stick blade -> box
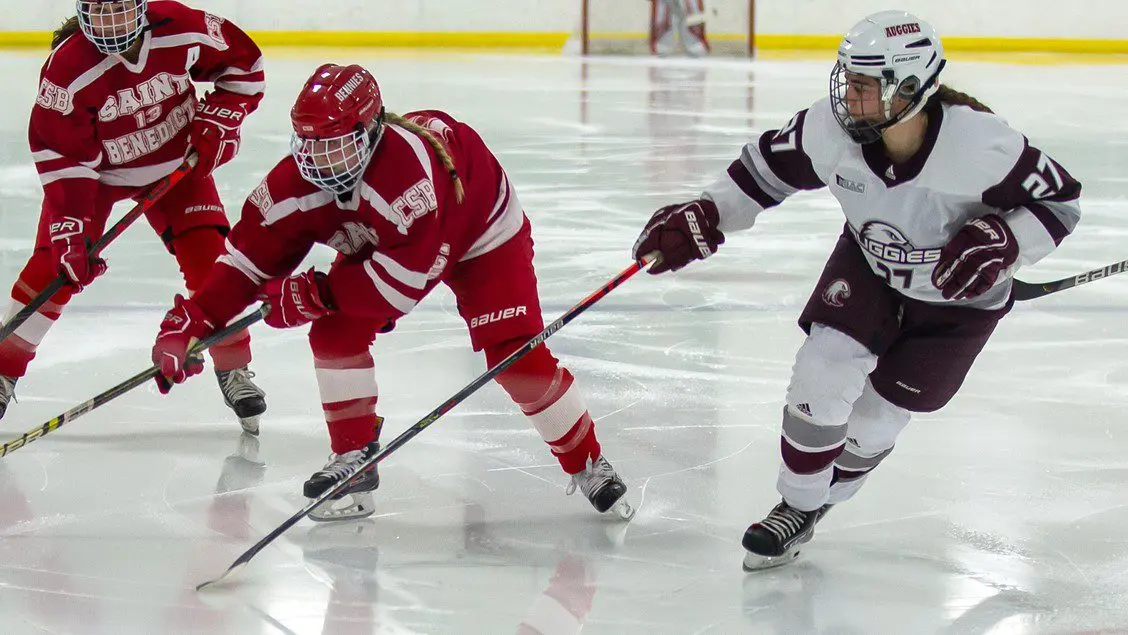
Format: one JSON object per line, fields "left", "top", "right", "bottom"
{"left": 196, "top": 562, "right": 247, "bottom": 592}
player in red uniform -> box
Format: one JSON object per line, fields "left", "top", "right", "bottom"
{"left": 150, "top": 64, "right": 633, "bottom": 521}
{"left": 0, "top": 0, "right": 267, "bottom": 432}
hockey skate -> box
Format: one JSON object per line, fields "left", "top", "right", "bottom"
{"left": 741, "top": 500, "right": 832, "bottom": 572}
{"left": 304, "top": 441, "right": 380, "bottom": 522}
{"left": 0, "top": 375, "right": 15, "bottom": 420}
{"left": 216, "top": 366, "right": 266, "bottom": 435}
{"left": 567, "top": 455, "right": 634, "bottom": 520}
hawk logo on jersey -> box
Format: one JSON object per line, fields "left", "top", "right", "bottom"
{"left": 822, "top": 279, "right": 851, "bottom": 308}
{"left": 327, "top": 222, "right": 379, "bottom": 255}
{"left": 856, "top": 221, "right": 941, "bottom": 265}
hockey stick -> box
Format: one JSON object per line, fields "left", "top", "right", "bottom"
{"left": 1013, "top": 258, "right": 1128, "bottom": 301}
{"left": 0, "top": 154, "right": 198, "bottom": 346}
{"left": 0, "top": 305, "right": 265, "bottom": 458}
{"left": 196, "top": 257, "right": 655, "bottom": 591}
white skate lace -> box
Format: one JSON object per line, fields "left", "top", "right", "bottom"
{"left": 760, "top": 505, "right": 809, "bottom": 543}
{"left": 315, "top": 449, "right": 366, "bottom": 481}
{"left": 219, "top": 368, "right": 263, "bottom": 402}
{"left": 566, "top": 456, "right": 614, "bottom": 498}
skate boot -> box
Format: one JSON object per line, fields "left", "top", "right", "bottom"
{"left": 216, "top": 366, "right": 266, "bottom": 435}
{"left": 0, "top": 375, "right": 15, "bottom": 420}
{"left": 741, "top": 500, "right": 832, "bottom": 572}
{"left": 304, "top": 441, "right": 381, "bottom": 522}
{"left": 566, "top": 455, "right": 634, "bottom": 520}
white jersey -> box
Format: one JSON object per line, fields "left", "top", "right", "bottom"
{"left": 703, "top": 96, "right": 1082, "bottom": 309}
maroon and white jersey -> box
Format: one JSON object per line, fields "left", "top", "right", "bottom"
{"left": 703, "top": 96, "right": 1082, "bottom": 309}
{"left": 200, "top": 110, "right": 525, "bottom": 324}
{"left": 31, "top": 0, "right": 264, "bottom": 215}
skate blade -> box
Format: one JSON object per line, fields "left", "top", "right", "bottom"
{"left": 742, "top": 547, "right": 801, "bottom": 572}
{"left": 309, "top": 492, "right": 375, "bottom": 522}
{"left": 239, "top": 415, "right": 261, "bottom": 436}
{"left": 611, "top": 498, "right": 635, "bottom": 521}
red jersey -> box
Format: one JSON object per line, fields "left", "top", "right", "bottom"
{"left": 195, "top": 110, "right": 526, "bottom": 325}
{"left": 31, "top": 0, "right": 264, "bottom": 216}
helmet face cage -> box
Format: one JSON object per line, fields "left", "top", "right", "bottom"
{"left": 830, "top": 58, "right": 943, "bottom": 145}
{"left": 291, "top": 126, "right": 380, "bottom": 196}
{"left": 77, "top": 0, "right": 148, "bottom": 54}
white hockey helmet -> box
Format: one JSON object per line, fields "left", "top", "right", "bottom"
{"left": 77, "top": 0, "right": 149, "bottom": 55}
{"left": 830, "top": 11, "right": 946, "bottom": 144}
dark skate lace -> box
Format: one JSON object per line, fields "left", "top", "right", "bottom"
{"left": 219, "top": 368, "right": 263, "bottom": 403}
{"left": 759, "top": 505, "right": 809, "bottom": 543}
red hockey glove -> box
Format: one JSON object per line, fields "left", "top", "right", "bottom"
{"left": 188, "top": 92, "right": 249, "bottom": 176}
{"left": 932, "top": 214, "right": 1019, "bottom": 301}
{"left": 48, "top": 216, "right": 106, "bottom": 290}
{"left": 259, "top": 267, "right": 335, "bottom": 329}
{"left": 632, "top": 199, "right": 724, "bottom": 274}
{"left": 152, "top": 294, "right": 215, "bottom": 394}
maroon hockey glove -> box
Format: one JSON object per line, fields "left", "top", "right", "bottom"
{"left": 48, "top": 216, "right": 106, "bottom": 290}
{"left": 188, "top": 92, "right": 248, "bottom": 176}
{"left": 632, "top": 199, "right": 724, "bottom": 274}
{"left": 152, "top": 294, "right": 215, "bottom": 394}
{"left": 932, "top": 214, "right": 1019, "bottom": 301}
{"left": 259, "top": 267, "right": 335, "bottom": 329}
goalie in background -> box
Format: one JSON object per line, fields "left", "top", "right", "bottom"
{"left": 650, "top": 0, "right": 711, "bottom": 57}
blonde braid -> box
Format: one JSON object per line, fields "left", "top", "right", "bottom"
{"left": 386, "top": 112, "right": 466, "bottom": 204}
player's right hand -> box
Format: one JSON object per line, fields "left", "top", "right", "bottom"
{"left": 631, "top": 199, "right": 724, "bottom": 274}
{"left": 152, "top": 294, "right": 215, "bottom": 394}
{"left": 48, "top": 216, "right": 106, "bottom": 289}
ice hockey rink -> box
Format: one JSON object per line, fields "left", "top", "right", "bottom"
{"left": 2, "top": 47, "right": 1128, "bottom": 634}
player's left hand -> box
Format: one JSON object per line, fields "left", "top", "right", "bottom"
{"left": 259, "top": 267, "right": 335, "bottom": 329}
{"left": 932, "top": 214, "right": 1018, "bottom": 300}
{"left": 632, "top": 199, "right": 725, "bottom": 274}
{"left": 188, "top": 93, "right": 247, "bottom": 176}
{"left": 152, "top": 294, "right": 214, "bottom": 394}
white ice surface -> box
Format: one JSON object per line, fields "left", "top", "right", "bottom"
{"left": 0, "top": 49, "right": 1127, "bottom": 634}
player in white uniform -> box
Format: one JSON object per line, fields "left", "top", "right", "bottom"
{"left": 631, "top": 11, "right": 1082, "bottom": 570}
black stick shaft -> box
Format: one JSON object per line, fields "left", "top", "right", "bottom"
{"left": 197, "top": 260, "right": 648, "bottom": 590}
{"left": 1013, "top": 258, "right": 1128, "bottom": 301}
{"left": 0, "top": 306, "right": 264, "bottom": 458}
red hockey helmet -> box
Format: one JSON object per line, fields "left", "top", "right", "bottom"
{"left": 290, "top": 64, "right": 386, "bottom": 195}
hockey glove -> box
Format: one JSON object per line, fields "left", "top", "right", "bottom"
{"left": 48, "top": 215, "right": 106, "bottom": 290}
{"left": 932, "top": 214, "right": 1019, "bottom": 301}
{"left": 152, "top": 294, "right": 214, "bottom": 394}
{"left": 188, "top": 92, "right": 249, "bottom": 176}
{"left": 259, "top": 267, "right": 335, "bottom": 329}
{"left": 632, "top": 199, "right": 724, "bottom": 274}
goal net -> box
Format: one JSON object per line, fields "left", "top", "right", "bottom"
{"left": 576, "top": 0, "right": 755, "bottom": 56}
